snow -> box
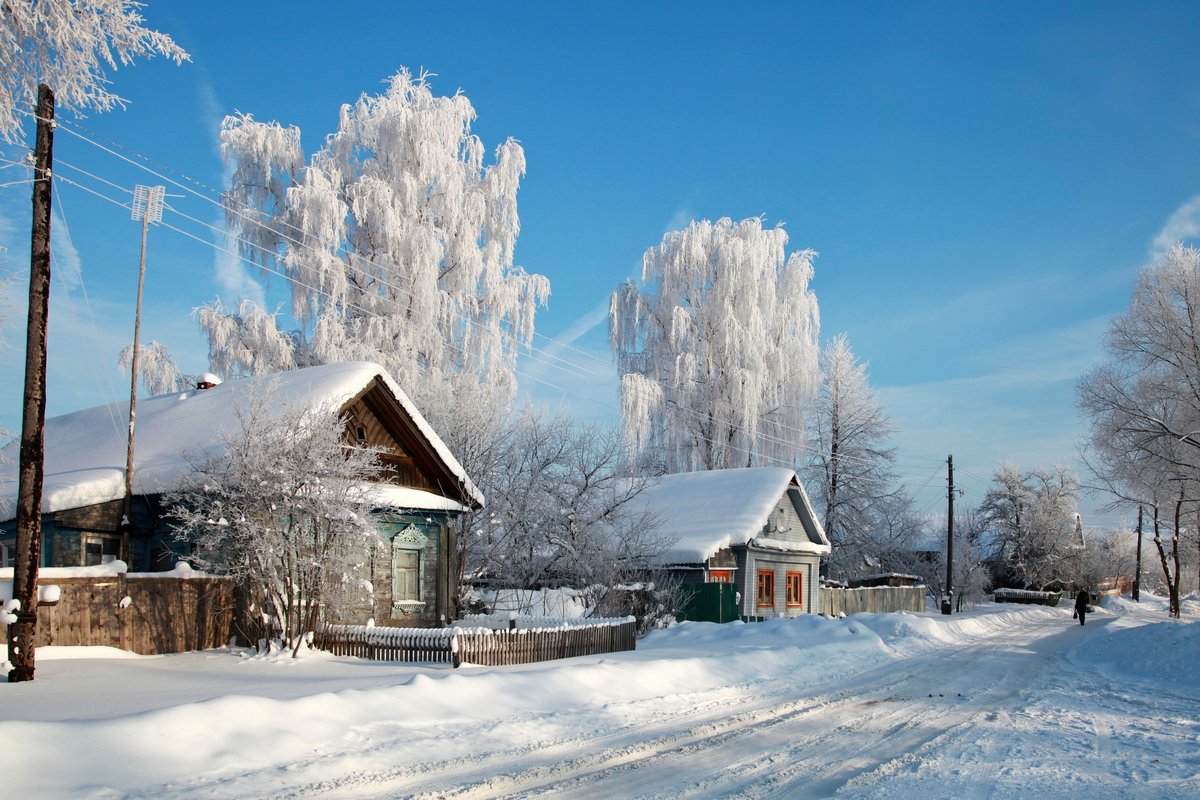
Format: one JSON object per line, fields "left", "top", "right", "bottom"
{"left": 2, "top": 598, "right": 1195, "bottom": 798}
{"left": 624, "top": 467, "right": 830, "bottom": 563}
{"left": 0, "top": 361, "right": 482, "bottom": 522}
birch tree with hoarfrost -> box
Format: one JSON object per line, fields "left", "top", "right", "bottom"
{"left": 201, "top": 69, "right": 548, "bottom": 458}
{"left": 0, "top": 0, "right": 188, "bottom": 142}
{"left": 803, "top": 334, "right": 904, "bottom": 577}
{"left": 609, "top": 217, "right": 820, "bottom": 472}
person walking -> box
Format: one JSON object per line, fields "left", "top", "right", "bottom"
{"left": 1073, "top": 588, "right": 1090, "bottom": 626}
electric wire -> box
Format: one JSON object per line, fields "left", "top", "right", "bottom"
{"left": 48, "top": 125, "right": 971, "bottom": 491}
{"left": 53, "top": 165, "right": 962, "bottom": 489}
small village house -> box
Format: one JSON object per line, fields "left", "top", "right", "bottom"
{"left": 0, "top": 361, "right": 482, "bottom": 629}
{"left": 628, "top": 468, "right": 831, "bottom": 621}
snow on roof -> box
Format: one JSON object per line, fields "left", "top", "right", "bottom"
{"left": 0, "top": 361, "right": 482, "bottom": 521}
{"left": 628, "top": 467, "right": 830, "bottom": 565}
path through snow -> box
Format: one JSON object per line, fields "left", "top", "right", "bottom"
{"left": 2, "top": 599, "right": 1197, "bottom": 798}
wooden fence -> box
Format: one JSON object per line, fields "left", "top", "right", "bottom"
{"left": 820, "top": 585, "right": 926, "bottom": 617}
{"left": 0, "top": 575, "right": 233, "bottom": 655}
{"left": 3, "top": 574, "right": 635, "bottom": 665}
{"left": 316, "top": 618, "right": 638, "bottom": 667}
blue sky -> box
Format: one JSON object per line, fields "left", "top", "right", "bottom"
{"left": 2, "top": 1, "right": 1200, "bottom": 524}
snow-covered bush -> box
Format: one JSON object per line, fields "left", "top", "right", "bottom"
{"left": 168, "top": 385, "right": 383, "bottom": 657}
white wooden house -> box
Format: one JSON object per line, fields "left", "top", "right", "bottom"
{"left": 630, "top": 468, "right": 831, "bottom": 619}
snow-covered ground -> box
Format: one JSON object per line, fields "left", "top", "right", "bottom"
{"left": 3, "top": 597, "right": 1198, "bottom": 798}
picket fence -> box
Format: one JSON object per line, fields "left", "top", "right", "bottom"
{"left": 315, "top": 616, "right": 637, "bottom": 667}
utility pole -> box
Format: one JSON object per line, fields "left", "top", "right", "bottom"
{"left": 942, "top": 454, "right": 954, "bottom": 615}
{"left": 1133, "top": 505, "right": 1143, "bottom": 602}
{"left": 122, "top": 185, "right": 165, "bottom": 559}
{"left": 8, "top": 85, "right": 55, "bottom": 683}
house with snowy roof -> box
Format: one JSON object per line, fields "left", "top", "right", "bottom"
{"left": 628, "top": 468, "right": 830, "bottom": 620}
{"left": 0, "top": 361, "right": 482, "bottom": 628}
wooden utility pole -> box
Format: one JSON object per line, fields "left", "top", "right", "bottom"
{"left": 1133, "top": 506, "right": 1143, "bottom": 602}
{"left": 8, "top": 84, "right": 55, "bottom": 683}
{"left": 122, "top": 185, "right": 164, "bottom": 558}
{"left": 942, "top": 454, "right": 954, "bottom": 615}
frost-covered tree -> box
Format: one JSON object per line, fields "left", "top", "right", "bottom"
{"left": 458, "top": 407, "right": 669, "bottom": 615}
{"left": 201, "top": 69, "right": 549, "bottom": 458}
{"left": 168, "top": 389, "right": 383, "bottom": 657}
{"left": 803, "top": 334, "right": 903, "bottom": 576}
{"left": 980, "top": 463, "right": 1082, "bottom": 590}
{"left": 1074, "top": 528, "right": 1137, "bottom": 595}
{"left": 118, "top": 339, "right": 189, "bottom": 395}
{"left": 903, "top": 508, "right": 992, "bottom": 610}
{"left": 0, "top": 0, "right": 188, "bottom": 142}
{"left": 610, "top": 217, "right": 820, "bottom": 472}
{"left": 1077, "top": 244, "right": 1200, "bottom": 616}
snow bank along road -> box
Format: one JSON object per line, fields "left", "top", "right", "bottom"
{"left": 3, "top": 600, "right": 1198, "bottom": 798}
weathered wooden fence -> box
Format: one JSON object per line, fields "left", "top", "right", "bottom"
{"left": 316, "top": 618, "right": 638, "bottom": 667}
{"left": 820, "top": 585, "right": 926, "bottom": 617}
{"left": 0, "top": 574, "right": 233, "bottom": 655}
{"left": 993, "top": 588, "right": 1062, "bottom": 606}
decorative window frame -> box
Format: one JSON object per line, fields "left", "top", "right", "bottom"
{"left": 390, "top": 523, "right": 428, "bottom": 616}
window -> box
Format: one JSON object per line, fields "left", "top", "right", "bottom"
{"left": 756, "top": 570, "right": 775, "bottom": 608}
{"left": 389, "top": 523, "right": 429, "bottom": 614}
{"left": 786, "top": 571, "right": 803, "bottom": 608}
{"left": 708, "top": 570, "right": 733, "bottom": 584}
{"left": 82, "top": 533, "right": 120, "bottom": 566}
{"left": 0, "top": 541, "right": 11, "bottom": 568}
{"left": 392, "top": 549, "right": 420, "bottom": 601}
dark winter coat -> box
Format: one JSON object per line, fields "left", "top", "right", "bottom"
{"left": 1074, "top": 591, "right": 1090, "bottom": 614}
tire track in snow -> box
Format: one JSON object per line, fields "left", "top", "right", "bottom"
{"left": 401, "top": 617, "right": 1070, "bottom": 800}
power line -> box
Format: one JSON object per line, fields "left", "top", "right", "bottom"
{"left": 48, "top": 125, "right": 964, "bottom": 485}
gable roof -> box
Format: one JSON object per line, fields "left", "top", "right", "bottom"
{"left": 0, "top": 361, "right": 483, "bottom": 521}
{"left": 626, "top": 467, "right": 831, "bottom": 565}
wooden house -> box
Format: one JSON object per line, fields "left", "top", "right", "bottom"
{"left": 0, "top": 361, "right": 482, "bottom": 628}
{"left": 629, "top": 468, "right": 831, "bottom": 620}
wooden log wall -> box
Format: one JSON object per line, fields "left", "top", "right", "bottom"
{"left": 819, "top": 585, "right": 926, "bottom": 617}
{"left": 0, "top": 575, "right": 233, "bottom": 655}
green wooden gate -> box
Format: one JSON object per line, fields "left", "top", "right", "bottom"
{"left": 678, "top": 582, "right": 739, "bottom": 623}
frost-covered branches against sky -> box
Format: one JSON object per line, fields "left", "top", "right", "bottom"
{"left": 0, "top": 0, "right": 188, "bottom": 142}
{"left": 610, "top": 217, "right": 820, "bottom": 472}
{"left": 118, "top": 338, "right": 186, "bottom": 395}
{"left": 207, "top": 69, "right": 549, "bottom": 449}
{"left": 459, "top": 407, "right": 667, "bottom": 609}
{"left": 804, "top": 333, "right": 904, "bottom": 577}
{"left": 1077, "top": 244, "right": 1200, "bottom": 615}
{"left": 980, "top": 463, "right": 1081, "bottom": 591}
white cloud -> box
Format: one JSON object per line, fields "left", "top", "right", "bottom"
{"left": 1151, "top": 193, "right": 1200, "bottom": 258}
{"left": 876, "top": 315, "right": 1111, "bottom": 516}
{"left": 192, "top": 71, "right": 266, "bottom": 308}
{"left": 49, "top": 209, "right": 83, "bottom": 292}
{"left": 663, "top": 207, "right": 694, "bottom": 235}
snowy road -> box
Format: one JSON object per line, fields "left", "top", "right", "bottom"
{"left": 269, "top": 611, "right": 1158, "bottom": 799}
{"left": 4, "top": 600, "right": 1198, "bottom": 798}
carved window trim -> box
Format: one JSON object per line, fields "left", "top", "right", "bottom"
{"left": 391, "top": 523, "right": 428, "bottom": 615}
